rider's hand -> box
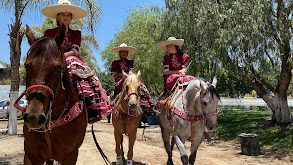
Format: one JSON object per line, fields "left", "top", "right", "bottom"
{"left": 179, "top": 68, "right": 187, "bottom": 75}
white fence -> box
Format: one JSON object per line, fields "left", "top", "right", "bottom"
{"left": 219, "top": 98, "right": 293, "bottom": 107}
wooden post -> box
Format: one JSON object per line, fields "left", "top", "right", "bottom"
{"left": 239, "top": 133, "right": 260, "bottom": 156}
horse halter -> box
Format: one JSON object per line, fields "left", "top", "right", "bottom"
{"left": 26, "top": 85, "right": 55, "bottom": 99}
{"left": 123, "top": 92, "right": 139, "bottom": 101}
{"left": 14, "top": 66, "right": 65, "bottom": 114}
{"left": 181, "top": 81, "right": 219, "bottom": 118}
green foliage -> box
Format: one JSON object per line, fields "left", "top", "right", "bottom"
{"left": 217, "top": 69, "right": 253, "bottom": 97}
{"left": 97, "top": 71, "right": 115, "bottom": 95}
{"left": 218, "top": 109, "right": 293, "bottom": 155}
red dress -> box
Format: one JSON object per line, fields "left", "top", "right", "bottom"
{"left": 163, "top": 52, "right": 194, "bottom": 90}
{"left": 45, "top": 27, "right": 111, "bottom": 116}
{"left": 111, "top": 58, "right": 134, "bottom": 82}
{"left": 111, "top": 58, "right": 153, "bottom": 116}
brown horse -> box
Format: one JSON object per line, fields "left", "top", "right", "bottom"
{"left": 15, "top": 25, "right": 87, "bottom": 164}
{"left": 112, "top": 71, "right": 142, "bottom": 165}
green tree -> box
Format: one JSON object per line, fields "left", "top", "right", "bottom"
{"left": 0, "top": 0, "right": 102, "bottom": 134}
{"left": 164, "top": 0, "right": 293, "bottom": 124}
{"left": 101, "top": 5, "right": 165, "bottom": 95}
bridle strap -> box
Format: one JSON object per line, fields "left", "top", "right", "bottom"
{"left": 205, "top": 107, "right": 219, "bottom": 117}
{"left": 26, "top": 85, "right": 55, "bottom": 99}
{"left": 43, "top": 127, "right": 53, "bottom": 159}
{"left": 127, "top": 92, "right": 139, "bottom": 98}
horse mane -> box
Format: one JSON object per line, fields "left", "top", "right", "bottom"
{"left": 27, "top": 37, "right": 64, "bottom": 62}
{"left": 192, "top": 77, "right": 220, "bottom": 100}
{"left": 26, "top": 36, "right": 77, "bottom": 100}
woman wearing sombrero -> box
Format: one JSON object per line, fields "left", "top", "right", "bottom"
{"left": 41, "top": 0, "right": 111, "bottom": 124}
{"left": 111, "top": 43, "right": 154, "bottom": 117}
{"left": 157, "top": 37, "right": 194, "bottom": 100}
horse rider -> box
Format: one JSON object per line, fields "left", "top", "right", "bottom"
{"left": 41, "top": 0, "right": 111, "bottom": 124}
{"left": 110, "top": 43, "right": 154, "bottom": 118}
{"left": 157, "top": 37, "right": 194, "bottom": 104}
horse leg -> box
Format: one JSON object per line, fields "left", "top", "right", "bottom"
{"left": 114, "top": 129, "right": 124, "bottom": 165}
{"left": 188, "top": 133, "right": 204, "bottom": 165}
{"left": 175, "top": 135, "right": 188, "bottom": 165}
{"left": 160, "top": 127, "right": 174, "bottom": 165}
{"left": 45, "top": 160, "right": 54, "bottom": 165}
{"left": 24, "top": 154, "right": 46, "bottom": 165}
{"left": 24, "top": 155, "right": 32, "bottom": 165}
{"left": 126, "top": 130, "right": 137, "bottom": 165}
{"left": 170, "top": 136, "right": 176, "bottom": 156}
{"left": 61, "top": 149, "right": 78, "bottom": 165}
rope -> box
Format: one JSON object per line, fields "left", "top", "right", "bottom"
{"left": 91, "top": 124, "right": 112, "bottom": 165}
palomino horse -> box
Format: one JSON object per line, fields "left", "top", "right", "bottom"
{"left": 157, "top": 77, "right": 220, "bottom": 165}
{"left": 14, "top": 25, "right": 87, "bottom": 164}
{"left": 112, "top": 71, "right": 142, "bottom": 165}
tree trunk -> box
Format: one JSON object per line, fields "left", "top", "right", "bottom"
{"left": 8, "top": 22, "right": 23, "bottom": 135}
{"left": 271, "top": 94, "right": 292, "bottom": 123}
{"left": 249, "top": 77, "right": 292, "bottom": 124}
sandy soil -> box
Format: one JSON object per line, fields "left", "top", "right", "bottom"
{"left": 0, "top": 118, "right": 292, "bottom": 165}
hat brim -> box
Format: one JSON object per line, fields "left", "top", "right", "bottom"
{"left": 41, "top": 4, "right": 87, "bottom": 20}
{"left": 157, "top": 39, "right": 184, "bottom": 51}
{"left": 111, "top": 46, "right": 137, "bottom": 54}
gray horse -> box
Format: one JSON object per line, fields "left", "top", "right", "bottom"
{"left": 157, "top": 77, "right": 220, "bottom": 165}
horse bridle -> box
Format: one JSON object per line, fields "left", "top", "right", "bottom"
{"left": 181, "top": 81, "right": 219, "bottom": 118}
{"left": 123, "top": 92, "right": 139, "bottom": 101}
{"left": 116, "top": 80, "right": 141, "bottom": 117}
{"left": 14, "top": 65, "right": 66, "bottom": 132}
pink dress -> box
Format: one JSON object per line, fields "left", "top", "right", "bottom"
{"left": 45, "top": 27, "right": 111, "bottom": 116}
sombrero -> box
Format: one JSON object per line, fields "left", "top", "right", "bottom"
{"left": 41, "top": 0, "right": 87, "bottom": 20}
{"left": 111, "top": 43, "right": 137, "bottom": 54}
{"left": 157, "top": 37, "right": 184, "bottom": 51}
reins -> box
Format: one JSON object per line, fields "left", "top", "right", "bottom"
{"left": 91, "top": 124, "right": 112, "bottom": 165}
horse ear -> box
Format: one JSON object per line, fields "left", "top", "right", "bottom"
{"left": 26, "top": 25, "right": 36, "bottom": 46}
{"left": 212, "top": 76, "right": 217, "bottom": 88}
{"left": 136, "top": 70, "right": 141, "bottom": 79}
{"left": 122, "top": 70, "right": 129, "bottom": 78}
{"left": 54, "top": 24, "right": 65, "bottom": 47}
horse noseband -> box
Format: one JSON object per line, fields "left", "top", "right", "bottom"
{"left": 124, "top": 92, "right": 139, "bottom": 101}
{"left": 26, "top": 85, "right": 55, "bottom": 99}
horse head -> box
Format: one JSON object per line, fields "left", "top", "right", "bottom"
{"left": 201, "top": 77, "right": 220, "bottom": 140}
{"left": 185, "top": 77, "right": 220, "bottom": 140}
{"left": 121, "top": 70, "right": 141, "bottom": 114}
{"left": 23, "top": 25, "right": 66, "bottom": 129}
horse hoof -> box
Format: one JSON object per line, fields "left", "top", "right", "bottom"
{"left": 127, "top": 160, "right": 133, "bottom": 165}
{"left": 116, "top": 155, "right": 124, "bottom": 165}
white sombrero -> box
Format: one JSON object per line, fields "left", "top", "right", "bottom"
{"left": 41, "top": 0, "right": 87, "bottom": 20}
{"left": 111, "top": 43, "right": 137, "bottom": 54}
{"left": 157, "top": 37, "right": 184, "bottom": 51}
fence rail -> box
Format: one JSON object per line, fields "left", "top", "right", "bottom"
{"left": 219, "top": 98, "right": 293, "bottom": 107}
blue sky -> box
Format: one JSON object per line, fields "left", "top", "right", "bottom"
{"left": 0, "top": 0, "right": 165, "bottom": 71}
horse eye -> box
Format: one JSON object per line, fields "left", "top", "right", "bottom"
{"left": 126, "top": 85, "right": 129, "bottom": 90}
{"left": 203, "top": 102, "right": 207, "bottom": 106}
{"left": 57, "top": 66, "right": 63, "bottom": 72}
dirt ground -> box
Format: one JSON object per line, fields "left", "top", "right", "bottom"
{"left": 0, "top": 118, "right": 292, "bottom": 165}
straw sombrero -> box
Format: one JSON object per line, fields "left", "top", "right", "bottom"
{"left": 111, "top": 43, "right": 137, "bottom": 54}
{"left": 41, "top": 0, "right": 87, "bottom": 20}
{"left": 157, "top": 37, "right": 184, "bottom": 51}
